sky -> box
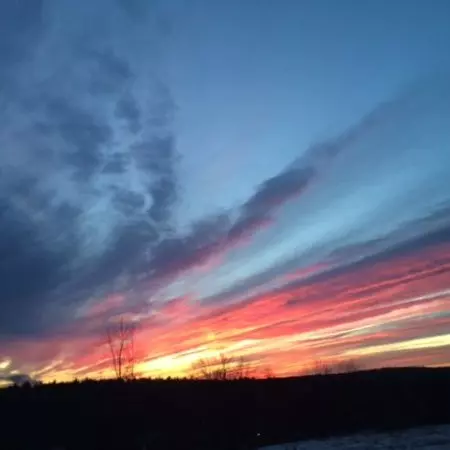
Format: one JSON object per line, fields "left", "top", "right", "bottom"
{"left": 1, "top": 0, "right": 450, "bottom": 384}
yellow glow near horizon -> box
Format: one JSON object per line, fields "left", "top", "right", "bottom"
{"left": 0, "top": 359, "right": 11, "bottom": 370}
{"left": 343, "top": 333, "right": 450, "bottom": 357}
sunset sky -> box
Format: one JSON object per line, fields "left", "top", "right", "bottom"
{"left": 1, "top": 0, "right": 450, "bottom": 385}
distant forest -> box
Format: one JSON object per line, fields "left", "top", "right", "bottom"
{"left": 1, "top": 367, "right": 449, "bottom": 450}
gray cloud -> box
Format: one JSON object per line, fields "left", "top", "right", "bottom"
{"left": 242, "top": 166, "right": 315, "bottom": 216}
{"left": 102, "top": 152, "right": 131, "bottom": 174}
{"left": 229, "top": 166, "right": 315, "bottom": 242}
{"left": 179, "top": 78, "right": 450, "bottom": 307}
{"left": 88, "top": 48, "right": 134, "bottom": 95}
{"left": 38, "top": 96, "right": 113, "bottom": 179}
{"left": 131, "top": 134, "right": 178, "bottom": 226}
{"left": 0, "top": 198, "right": 74, "bottom": 335}
{"left": 0, "top": 0, "right": 178, "bottom": 338}
{"left": 0, "top": 373, "right": 37, "bottom": 387}
{"left": 0, "top": 0, "right": 45, "bottom": 92}
{"left": 1, "top": 0, "right": 448, "bottom": 349}
{"left": 144, "top": 82, "right": 427, "bottom": 289}
{"left": 290, "top": 226, "right": 450, "bottom": 307}
{"left": 116, "top": 94, "right": 142, "bottom": 133}
{"left": 204, "top": 205, "right": 450, "bottom": 309}
{"left": 143, "top": 145, "right": 330, "bottom": 286}
{"left": 116, "top": 0, "right": 149, "bottom": 20}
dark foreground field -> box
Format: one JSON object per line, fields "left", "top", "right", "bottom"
{"left": 1, "top": 367, "right": 449, "bottom": 450}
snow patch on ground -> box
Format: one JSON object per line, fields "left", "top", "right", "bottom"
{"left": 259, "top": 424, "right": 450, "bottom": 449}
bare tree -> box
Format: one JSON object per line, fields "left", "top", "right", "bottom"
{"left": 262, "top": 366, "right": 275, "bottom": 379}
{"left": 106, "top": 317, "right": 136, "bottom": 380}
{"left": 309, "top": 359, "right": 334, "bottom": 376}
{"left": 307, "top": 358, "right": 362, "bottom": 376}
{"left": 233, "top": 355, "right": 252, "bottom": 379}
{"left": 334, "top": 359, "right": 361, "bottom": 374}
{"left": 191, "top": 353, "right": 251, "bottom": 380}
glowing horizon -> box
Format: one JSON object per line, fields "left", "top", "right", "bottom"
{"left": 1, "top": 0, "right": 450, "bottom": 385}
{"left": 3, "top": 236, "right": 449, "bottom": 384}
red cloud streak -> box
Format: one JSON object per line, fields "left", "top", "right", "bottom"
{"left": 3, "top": 241, "right": 450, "bottom": 382}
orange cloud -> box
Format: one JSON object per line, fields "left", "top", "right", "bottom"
{"left": 4, "top": 241, "right": 450, "bottom": 382}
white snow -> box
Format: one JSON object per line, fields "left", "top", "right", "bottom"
{"left": 259, "top": 424, "right": 450, "bottom": 449}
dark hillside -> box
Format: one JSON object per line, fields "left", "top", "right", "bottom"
{"left": 0, "top": 367, "right": 449, "bottom": 450}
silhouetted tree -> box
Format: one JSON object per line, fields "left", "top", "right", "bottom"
{"left": 334, "top": 359, "right": 361, "bottom": 374}
{"left": 310, "top": 359, "right": 334, "bottom": 375}
{"left": 262, "top": 366, "right": 275, "bottom": 379}
{"left": 106, "top": 317, "right": 136, "bottom": 380}
{"left": 308, "top": 358, "right": 362, "bottom": 375}
{"left": 190, "top": 353, "right": 251, "bottom": 380}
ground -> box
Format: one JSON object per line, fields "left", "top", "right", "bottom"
{"left": 259, "top": 424, "right": 450, "bottom": 449}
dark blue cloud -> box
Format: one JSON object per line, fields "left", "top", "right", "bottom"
{"left": 283, "top": 221, "right": 450, "bottom": 307}
{"left": 116, "top": 94, "right": 142, "bottom": 133}
{"left": 0, "top": 0, "right": 44, "bottom": 91}
{"left": 0, "top": 0, "right": 449, "bottom": 351}
{"left": 88, "top": 49, "right": 134, "bottom": 95}
{"left": 203, "top": 215, "right": 450, "bottom": 317}
{"left": 0, "top": 197, "right": 76, "bottom": 335}
{"left": 0, "top": 0, "right": 178, "bottom": 338}
{"left": 0, "top": 373, "right": 37, "bottom": 387}
{"left": 39, "top": 96, "right": 113, "bottom": 179}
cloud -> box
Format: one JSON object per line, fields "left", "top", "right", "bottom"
{"left": 0, "top": 0, "right": 44, "bottom": 91}
{"left": 322, "top": 222, "right": 450, "bottom": 291}
{"left": 2, "top": 57, "right": 440, "bottom": 341}
{"left": 156, "top": 76, "right": 447, "bottom": 280}
{"left": 0, "top": 373, "right": 37, "bottom": 387}
{"left": 143, "top": 163, "right": 317, "bottom": 285}
{"left": 5, "top": 229, "right": 450, "bottom": 381}
{"left": 142, "top": 107, "right": 369, "bottom": 284}
{"left": 0, "top": 358, "right": 37, "bottom": 386}
{"left": 131, "top": 134, "right": 178, "bottom": 226}
{"left": 194, "top": 204, "right": 450, "bottom": 350}
{"left": 38, "top": 96, "right": 113, "bottom": 180}
{"left": 116, "top": 94, "right": 141, "bottom": 133}
{"left": 88, "top": 48, "right": 134, "bottom": 95}
{"left": 182, "top": 83, "right": 450, "bottom": 307}
{"left": 241, "top": 166, "right": 316, "bottom": 218}
{"left": 108, "top": 239, "right": 450, "bottom": 377}
{"left": 116, "top": 0, "right": 149, "bottom": 20}
{"left": 0, "top": 0, "right": 178, "bottom": 338}
{"left": 2, "top": 0, "right": 450, "bottom": 384}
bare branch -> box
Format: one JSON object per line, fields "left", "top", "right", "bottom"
{"left": 190, "top": 353, "right": 252, "bottom": 380}
{"left": 106, "top": 317, "right": 136, "bottom": 380}
{"left": 307, "top": 358, "right": 362, "bottom": 376}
